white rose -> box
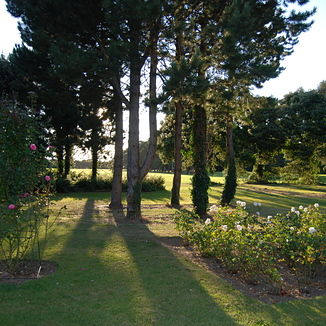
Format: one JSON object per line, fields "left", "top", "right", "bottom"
{"left": 205, "top": 218, "right": 211, "bottom": 225}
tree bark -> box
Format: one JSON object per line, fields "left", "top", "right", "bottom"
{"left": 226, "top": 115, "right": 235, "bottom": 167}
{"left": 171, "top": 100, "right": 182, "bottom": 206}
{"left": 221, "top": 115, "right": 237, "bottom": 206}
{"left": 91, "top": 129, "right": 98, "bottom": 183}
{"left": 64, "top": 141, "right": 72, "bottom": 177}
{"left": 191, "top": 103, "right": 210, "bottom": 217}
{"left": 171, "top": 30, "right": 184, "bottom": 206}
{"left": 56, "top": 145, "right": 64, "bottom": 177}
{"left": 126, "top": 62, "right": 142, "bottom": 219}
{"left": 140, "top": 43, "right": 158, "bottom": 179}
{"left": 109, "top": 88, "right": 123, "bottom": 209}
{"left": 126, "top": 27, "right": 159, "bottom": 219}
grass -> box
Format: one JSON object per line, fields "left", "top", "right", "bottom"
{"left": 0, "top": 172, "right": 326, "bottom": 325}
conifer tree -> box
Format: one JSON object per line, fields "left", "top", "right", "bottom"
{"left": 6, "top": 0, "right": 315, "bottom": 216}
{"left": 162, "top": 0, "right": 315, "bottom": 213}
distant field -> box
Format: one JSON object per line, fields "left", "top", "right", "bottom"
{"left": 67, "top": 169, "right": 326, "bottom": 216}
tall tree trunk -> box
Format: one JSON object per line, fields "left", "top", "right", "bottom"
{"left": 140, "top": 42, "right": 158, "bottom": 179}
{"left": 191, "top": 103, "right": 210, "bottom": 217}
{"left": 126, "top": 63, "right": 141, "bottom": 219}
{"left": 171, "top": 100, "right": 182, "bottom": 206}
{"left": 56, "top": 145, "right": 64, "bottom": 177}
{"left": 64, "top": 141, "right": 72, "bottom": 177}
{"left": 91, "top": 129, "right": 98, "bottom": 183}
{"left": 221, "top": 115, "right": 237, "bottom": 206}
{"left": 126, "top": 28, "right": 159, "bottom": 219}
{"left": 55, "top": 129, "right": 65, "bottom": 176}
{"left": 226, "top": 115, "right": 235, "bottom": 168}
{"left": 171, "top": 31, "right": 184, "bottom": 206}
{"left": 110, "top": 88, "right": 123, "bottom": 209}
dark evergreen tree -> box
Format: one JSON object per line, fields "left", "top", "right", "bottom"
{"left": 6, "top": 0, "right": 316, "bottom": 214}
{"left": 246, "top": 97, "right": 286, "bottom": 184}
{"left": 6, "top": 45, "right": 81, "bottom": 177}
{"left": 170, "top": 0, "right": 314, "bottom": 211}
{"left": 279, "top": 89, "right": 326, "bottom": 183}
{"left": 0, "top": 55, "right": 14, "bottom": 97}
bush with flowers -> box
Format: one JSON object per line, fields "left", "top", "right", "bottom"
{"left": 174, "top": 201, "right": 325, "bottom": 290}
{"left": 0, "top": 99, "right": 60, "bottom": 274}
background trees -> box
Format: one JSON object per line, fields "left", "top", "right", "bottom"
{"left": 2, "top": 0, "right": 321, "bottom": 218}
{"left": 160, "top": 0, "right": 315, "bottom": 213}
{"left": 279, "top": 88, "right": 326, "bottom": 184}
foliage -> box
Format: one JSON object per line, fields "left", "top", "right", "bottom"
{"left": 0, "top": 99, "right": 59, "bottom": 274}
{"left": 55, "top": 171, "right": 165, "bottom": 193}
{"left": 220, "top": 154, "right": 237, "bottom": 206}
{"left": 190, "top": 169, "right": 210, "bottom": 217}
{"left": 174, "top": 202, "right": 326, "bottom": 288}
{"left": 279, "top": 89, "right": 326, "bottom": 183}
{"left": 6, "top": 0, "right": 317, "bottom": 218}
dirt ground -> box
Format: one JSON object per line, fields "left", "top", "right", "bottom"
{"left": 0, "top": 260, "right": 57, "bottom": 284}
{"left": 157, "top": 235, "right": 326, "bottom": 304}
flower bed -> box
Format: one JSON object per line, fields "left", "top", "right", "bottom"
{"left": 174, "top": 202, "right": 326, "bottom": 293}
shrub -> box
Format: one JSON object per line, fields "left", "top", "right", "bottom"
{"left": 141, "top": 175, "right": 165, "bottom": 192}
{"left": 220, "top": 156, "right": 237, "bottom": 206}
{"left": 55, "top": 172, "right": 165, "bottom": 193}
{"left": 0, "top": 100, "right": 60, "bottom": 274}
{"left": 174, "top": 202, "right": 326, "bottom": 288}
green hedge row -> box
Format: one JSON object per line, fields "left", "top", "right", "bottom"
{"left": 55, "top": 171, "right": 165, "bottom": 193}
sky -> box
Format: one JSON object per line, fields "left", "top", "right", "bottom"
{"left": 1, "top": 0, "right": 325, "bottom": 141}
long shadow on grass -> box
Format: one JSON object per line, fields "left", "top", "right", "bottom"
{"left": 50, "top": 200, "right": 326, "bottom": 326}
{"left": 53, "top": 199, "right": 245, "bottom": 325}
{"left": 52, "top": 200, "right": 241, "bottom": 325}
{"left": 50, "top": 199, "right": 172, "bottom": 325}
{"left": 111, "top": 208, "right": 326, "bottom": 326}
{"left": 110, "top": 209, "right": 244, "bottom": 325}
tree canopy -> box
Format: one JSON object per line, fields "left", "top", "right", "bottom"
{"left": 3, "top": 0, "right": 318, "bottom": 216}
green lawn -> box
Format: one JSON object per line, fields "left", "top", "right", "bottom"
{"left": 0, "top": 172, "right": 325, "bottom": 325}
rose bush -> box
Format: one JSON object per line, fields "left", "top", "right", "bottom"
{"left": 174, "top": 201, "right": 326, "bottom": 289}
{"left": 0, "top": 99, "right": 59, "bottom": 274}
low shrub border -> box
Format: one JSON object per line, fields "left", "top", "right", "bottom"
{"left": 174, "top": 202, "right": 326, "bottom": 291}
{"left": 55, "top": 171, "right": 165, "bottom": 193}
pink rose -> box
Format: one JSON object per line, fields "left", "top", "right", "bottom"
{"left": 30, "top": 144, "right": 37, "bottom": 150}
{"left": 8, "top": 204, "right": 15, "bottom": 210}
{"left": 45, "top": 175, "right": 51, "bottom": 181}
{"left": 19, "top": 193, "right": 30, "bottom": 198}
